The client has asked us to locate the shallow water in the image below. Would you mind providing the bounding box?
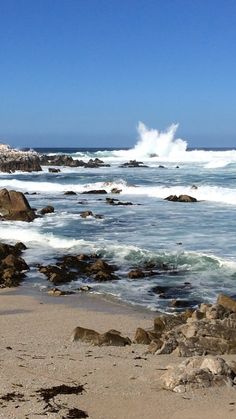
[1,138,236,312]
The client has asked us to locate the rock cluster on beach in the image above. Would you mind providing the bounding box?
[0,144,42,173]
[38,254,118,285]
[0,242,28,287]
[134,294,236,356]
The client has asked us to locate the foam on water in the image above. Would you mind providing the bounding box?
[71,121,236,165]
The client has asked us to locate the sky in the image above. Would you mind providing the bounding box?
[0,0,236,148]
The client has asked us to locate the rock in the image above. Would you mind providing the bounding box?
[1,254,29,271]
[161,356,236,392]
[71,326,131,346]
[71,327,100,344]
[40,205,55,215]
[48,167,61,173]
[134,328,152,344]
[164,194,197,203]
[120,160,149,168]
[111,188,122,194]
[82,190,107,194]
[217,294,236,313]
[0,144,42,173]
[106,197,133,206]
[128,269,145,279]
[39,265,76,285]
[40,154,85,167]
[64,191,77,195]
[0,241,28,288]
[47,288,75,296]
[0,189,36,222]
[98,331,131,346]
[14,242,27,253]
[147,340,163,354]
[79,285,92,292]
[80,210,94,218]
[1,268,24,287]
[191,184,198,190]
[84,158,110,168]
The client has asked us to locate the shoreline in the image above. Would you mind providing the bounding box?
[1,289,236,418]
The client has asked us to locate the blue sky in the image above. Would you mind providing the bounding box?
[0,0,235,147]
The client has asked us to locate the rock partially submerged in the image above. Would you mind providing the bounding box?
[40,155,110,168]
[71,326,131,346]
[0,189,36,222]
[39,254,118,285]
[0,144,42,173]
[0,242,28,287]
[161,356,236,393]
[165,194,197,203]
[120,160,149,168]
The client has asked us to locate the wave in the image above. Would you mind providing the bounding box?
[0,221,234,272]
[0,177,235,205]
[67,121,236,165]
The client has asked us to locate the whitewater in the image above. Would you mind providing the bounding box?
[1,121,236,311]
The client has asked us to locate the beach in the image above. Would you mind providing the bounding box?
[1,288,236,419]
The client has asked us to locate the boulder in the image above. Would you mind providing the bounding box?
[217,294,236,313]
[164,194,197,203]
[1,254,29,271]
[40,205,55,215]
[128,269,145,279]
[161,356,236,393]
[0,189,36,221]
[71,326,131,346]
[0,144,42,173]
[80,210,94,218]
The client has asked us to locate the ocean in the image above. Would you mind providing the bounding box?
[1,123,236,312]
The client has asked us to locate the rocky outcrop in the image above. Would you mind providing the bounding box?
[40,155,110,168]
[161,356,236,392]
[135,295,236,357]
[120,160,149,168]
[0,189,36,221]
[38,254,118,285]
[71,326,131,346]
[0,242,28,287]
[0,144,42,173]
[165,195,197,202]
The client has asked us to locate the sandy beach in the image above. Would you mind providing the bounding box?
[0,289,236,419]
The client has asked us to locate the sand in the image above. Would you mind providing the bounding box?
[0,288,236,419]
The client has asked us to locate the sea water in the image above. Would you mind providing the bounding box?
[1,122,236,312]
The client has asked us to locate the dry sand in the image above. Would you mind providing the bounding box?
[0,288,236,419]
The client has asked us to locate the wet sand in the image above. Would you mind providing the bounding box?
[0,288,236,419]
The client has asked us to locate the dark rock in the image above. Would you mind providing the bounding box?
[82,190,107,194]
[164,194,197,203]
[80,210,94,218]
[106,197,133,206]
[1,254,29,271]
[47,288,75,296]
[0,189,36,222]
[64,191,77,195]
[128,269,145,279]
[120,160,149,168]
[40,205,55,215]
[111,188,122,194]
[40,154,85,167]
[48,167,61,173]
